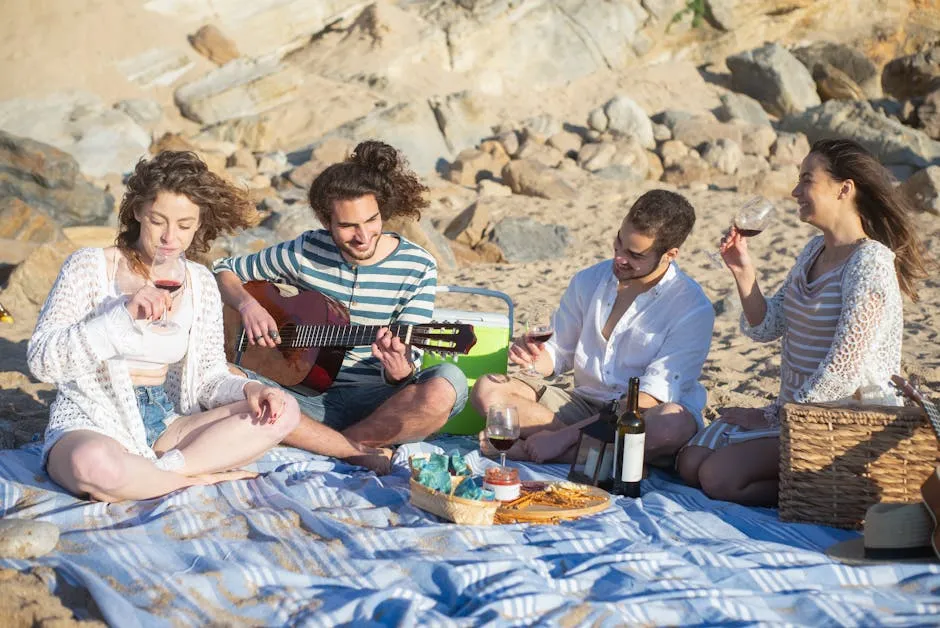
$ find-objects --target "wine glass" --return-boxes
[149,251,186,334]
[706,196,776,269]
[486,404,520,469]
[522,309,554,376]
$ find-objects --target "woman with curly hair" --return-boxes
[677,138,932,506]
[29,151,301,502]
[214,140,468,474]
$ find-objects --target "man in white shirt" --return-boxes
[471,189,715,466]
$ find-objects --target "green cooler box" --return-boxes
[422,286,514,435]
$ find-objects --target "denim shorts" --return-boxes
[135,385,178,447]
[242,362,468,433]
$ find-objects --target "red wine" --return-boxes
[489,436,516,451]
[154,280,182,293]
[735,228,763,238]
[526,331,554,344]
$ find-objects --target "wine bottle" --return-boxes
[613,377,646,498]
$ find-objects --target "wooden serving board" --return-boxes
[495,481,612,524]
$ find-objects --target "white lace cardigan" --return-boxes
[28,248,248,464]
[742,236,903,427]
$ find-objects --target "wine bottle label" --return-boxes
[620,433,645,482]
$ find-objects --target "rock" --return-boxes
[520,114,562,139]
[2,241,79,320]
[385,216,457,271]
[547,131,583,157]
[658,140,690,168]
[705,0,782,31]
[716,92,771,126]
[738,123,777,157]
[652,123,672,142]
[587,107,609,132]
[210,226,281,260]
[671,117,743,150]
[642,0,688,23]
[261,204,318,241]
[478,179,513,197]
[321,102,452,175]
[603,95,655,148]
[497,131,520,158]
[646,150,664,181]
[736,154,771,178]
[812,62,866,102]
[727,43,821,117]
[189,24,241,66]
[578,141,618,172]
[0,198,67,244]
[115,99,164,128]
[0,131,114,227]
[444,199,493,247]
[501,159,578,200]
[174,53,304,125]
[516,140,565,169]
[792,41,881,98]
[311,137,354,165]
[286,159,328,191]
[769,132,811,168]
[0,520,59,559]
[701,138,744,175]
[900,166,940,214]
[737,165,799,199]
[0,91,151,178]
[780,100,940,172]
[489,216,572,263]
[447,143,510,186]
[881,46,940,101]
[116,47,195,89]
[431,91,496,154]
[917,89,940,141]
[257,152,289,175]
[227,147,258,174]
[661,152,712,187]
[657,109,699,131]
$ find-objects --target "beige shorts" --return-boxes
[512,374,607,426]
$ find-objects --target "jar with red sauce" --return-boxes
[483,466,521,501]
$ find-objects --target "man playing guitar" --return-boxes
[214,141,467,473]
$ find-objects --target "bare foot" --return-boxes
[345,447,393,475]
[478,431,531,461]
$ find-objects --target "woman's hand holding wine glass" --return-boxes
[486,404,520,470]
[148,251,187,334]
[706,196,775,270]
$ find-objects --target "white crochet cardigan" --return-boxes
[742,236,903,426]
[29,248,248,463]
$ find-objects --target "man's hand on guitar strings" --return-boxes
[238,299,281,347]
[372,326,414,383]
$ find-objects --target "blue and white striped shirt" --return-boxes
[213,229,437,386]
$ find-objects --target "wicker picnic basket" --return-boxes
[779,402,938,529]
[408,455,499,525]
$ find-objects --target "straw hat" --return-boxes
[826,502,938,564]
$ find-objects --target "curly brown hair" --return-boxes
[626,189,697,254]
[116,151,256,276]
[307,140,428,227]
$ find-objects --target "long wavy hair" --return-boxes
[116,151,256,276]
[307,140,428,227]
[811,138,932,301]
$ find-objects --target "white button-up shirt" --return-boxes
[543,260,715,421]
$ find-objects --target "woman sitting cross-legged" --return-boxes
[676,138,932,506]
[28,151,301,502]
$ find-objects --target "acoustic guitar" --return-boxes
[890,375,940,560]
[223,281,477,392]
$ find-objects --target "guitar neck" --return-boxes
[283,323,413,349]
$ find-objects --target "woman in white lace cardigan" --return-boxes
[677,138,931,506]
[29,151,301,502]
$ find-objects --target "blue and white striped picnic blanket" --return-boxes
[1,437,939,626]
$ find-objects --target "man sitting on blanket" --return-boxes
[471,189,715,468]
[213,141,468,474]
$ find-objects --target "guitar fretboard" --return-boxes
[239,324,411,350]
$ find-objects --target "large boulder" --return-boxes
[900,166,940,215]
[603,95,655,148]
[0,131,114,227]
[881,46,940,101]
[489,216,572,263]
[780,100,940,173]
[917,89,940,141]
[430,91,497,154]
[501,159,578,200]
[792,41,881,99]
[0,92,151,178]
[727,43,821,117]
[0,198,67,245]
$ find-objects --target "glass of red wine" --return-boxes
[149,251,186,334]
[706,196,776,269]
[522,309,554,376]
[486,404,520,470]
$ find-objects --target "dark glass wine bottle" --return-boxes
[613,377,646,498]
